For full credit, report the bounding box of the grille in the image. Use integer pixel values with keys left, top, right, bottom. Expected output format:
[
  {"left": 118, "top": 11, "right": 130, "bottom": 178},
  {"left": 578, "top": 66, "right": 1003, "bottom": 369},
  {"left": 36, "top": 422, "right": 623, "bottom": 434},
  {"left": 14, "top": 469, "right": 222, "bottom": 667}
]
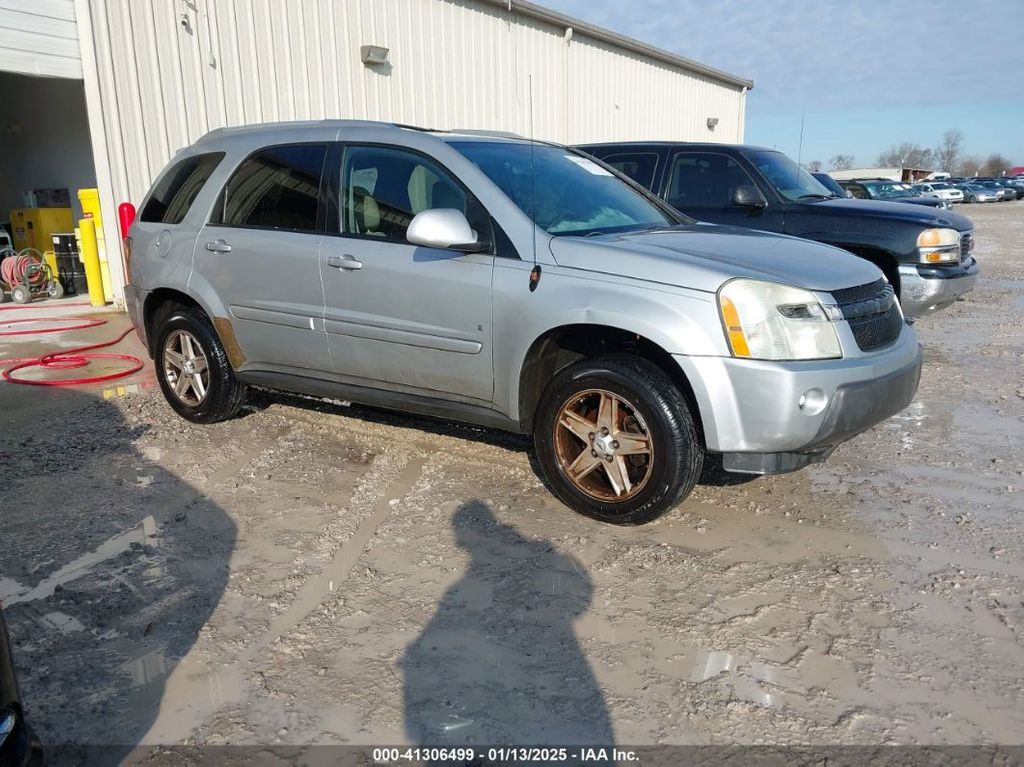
[
  {"left": 830, "top": 279, "right": 902, "bottom": 352},
  {"left": 960, "top": 232, "right": 973, "bottom": 261}
]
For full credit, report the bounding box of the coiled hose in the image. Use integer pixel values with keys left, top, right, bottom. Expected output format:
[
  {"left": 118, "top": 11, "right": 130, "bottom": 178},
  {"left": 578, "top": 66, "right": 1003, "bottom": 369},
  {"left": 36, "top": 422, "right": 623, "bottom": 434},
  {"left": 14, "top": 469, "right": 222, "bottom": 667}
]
[{"left": 0, "top": 249, "right": 48, "bottom": 288}]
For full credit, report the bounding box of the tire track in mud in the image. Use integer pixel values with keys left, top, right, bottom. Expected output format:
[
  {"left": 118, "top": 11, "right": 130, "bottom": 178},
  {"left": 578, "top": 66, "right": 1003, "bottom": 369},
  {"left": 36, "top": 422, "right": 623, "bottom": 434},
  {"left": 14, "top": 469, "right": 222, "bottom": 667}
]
[{"left": 138, "top": 446, "right": 431, "bottom": 744}]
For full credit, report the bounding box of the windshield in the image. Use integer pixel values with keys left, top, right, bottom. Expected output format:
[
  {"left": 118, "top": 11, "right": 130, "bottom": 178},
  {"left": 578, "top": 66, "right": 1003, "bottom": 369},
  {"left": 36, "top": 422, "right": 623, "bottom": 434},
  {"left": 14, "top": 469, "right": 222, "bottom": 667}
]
[
  {"left": 748, "top": 150, "right": 834, "bottom": 201},
  {"left": 450, "top": 141, "right": 679, "bottom": 235},
  {"left": 865, "top": 181, "right": 916, "bottom": 199}
]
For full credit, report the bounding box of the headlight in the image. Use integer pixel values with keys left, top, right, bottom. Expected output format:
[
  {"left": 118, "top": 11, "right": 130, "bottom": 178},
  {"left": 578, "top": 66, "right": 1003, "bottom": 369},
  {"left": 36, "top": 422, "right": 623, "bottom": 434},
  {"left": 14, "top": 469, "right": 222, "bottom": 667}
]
[
  {"left": 717, "top": 279, "right": 841, "bottom": 361},
  {"left": 0, "top": 707, "right": 15, "bottom": 749},
  {"left": 917, "top": 227, "right": 960, "bottom": 264}
]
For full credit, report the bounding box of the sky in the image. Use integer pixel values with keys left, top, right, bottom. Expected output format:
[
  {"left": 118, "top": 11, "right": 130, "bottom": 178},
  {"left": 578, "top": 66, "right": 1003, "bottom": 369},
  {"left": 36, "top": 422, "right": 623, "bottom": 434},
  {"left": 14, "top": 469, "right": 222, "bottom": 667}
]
[{"left": 543, "top": 0, "right": 1023, "bottom": 169}]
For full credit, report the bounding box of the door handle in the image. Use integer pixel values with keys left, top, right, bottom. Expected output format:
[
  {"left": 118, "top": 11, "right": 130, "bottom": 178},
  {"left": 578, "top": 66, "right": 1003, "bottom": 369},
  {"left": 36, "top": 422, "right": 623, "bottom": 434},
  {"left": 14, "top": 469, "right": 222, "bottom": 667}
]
[
  {"left": 326, "top": 254, "right": 363, "bottom": 271},
  {"left": 205, "top": 239, "right": 232, "bottom": 254}
]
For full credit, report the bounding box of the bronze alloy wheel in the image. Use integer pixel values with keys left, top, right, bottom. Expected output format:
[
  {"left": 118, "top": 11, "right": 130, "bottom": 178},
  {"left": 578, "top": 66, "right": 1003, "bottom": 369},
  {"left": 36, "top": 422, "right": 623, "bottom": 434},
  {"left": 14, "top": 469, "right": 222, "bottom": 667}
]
[{"left": 553, "top": 388, "right": 654, "bottom": 502}]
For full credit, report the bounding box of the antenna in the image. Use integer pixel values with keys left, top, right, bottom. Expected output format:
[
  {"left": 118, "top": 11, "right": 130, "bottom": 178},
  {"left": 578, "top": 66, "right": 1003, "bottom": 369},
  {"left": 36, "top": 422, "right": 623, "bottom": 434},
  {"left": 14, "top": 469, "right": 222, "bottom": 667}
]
[
  {"left": 528, "top": 74, "right": 541, "bottom": 291},
  {"left": 797, "top": 113, "right": 805, "bottom": 169}
]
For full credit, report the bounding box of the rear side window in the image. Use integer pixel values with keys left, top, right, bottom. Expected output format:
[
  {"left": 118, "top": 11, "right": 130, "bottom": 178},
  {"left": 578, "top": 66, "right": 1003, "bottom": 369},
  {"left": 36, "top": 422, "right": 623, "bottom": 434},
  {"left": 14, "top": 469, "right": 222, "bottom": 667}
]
[
  {"left": 214, "top": 144, "right": 327, "bottom": 232},
  {"left": 140, "top": 152, "right": 224, "bottom": 224},
  {"left": 667, "top": 152, "right": 757, "bottom": 207},
  {"left": 600, "top": 152, "right": 659, "bottom": 189}
]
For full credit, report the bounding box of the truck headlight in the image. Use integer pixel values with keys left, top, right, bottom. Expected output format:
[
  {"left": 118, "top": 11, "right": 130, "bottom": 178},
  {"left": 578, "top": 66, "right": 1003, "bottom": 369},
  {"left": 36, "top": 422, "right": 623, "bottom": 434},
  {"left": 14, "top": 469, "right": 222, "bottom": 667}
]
[
  {"left": 717, "top": 279, "right": 842, "bottom": 361},
  {"left": 917, "top": 228, "right": 960, "bottom": 263}
]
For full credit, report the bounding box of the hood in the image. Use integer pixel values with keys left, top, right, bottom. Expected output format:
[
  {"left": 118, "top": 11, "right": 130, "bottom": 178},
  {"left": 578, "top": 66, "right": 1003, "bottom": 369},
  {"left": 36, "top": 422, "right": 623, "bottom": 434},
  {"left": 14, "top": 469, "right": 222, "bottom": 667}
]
[
  {"left": 548, "top": 223, "right": 882, "bottom": 294},
  {"left": 806, "top": 197, "right": 973, "bottom": 230}
]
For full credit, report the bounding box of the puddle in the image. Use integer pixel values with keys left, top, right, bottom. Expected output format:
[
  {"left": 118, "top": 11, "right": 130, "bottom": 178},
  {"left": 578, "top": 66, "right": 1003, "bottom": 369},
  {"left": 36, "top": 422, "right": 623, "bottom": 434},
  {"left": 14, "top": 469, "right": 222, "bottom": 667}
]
[
  {"left": 41, "top": 611, "right": 85, "bottom": 635},
  {"left": 124, "top": 649, "right": 171, "bottom": 687},
  {"left": 2, "top": 515, "right": 158, "bottom": 606}
]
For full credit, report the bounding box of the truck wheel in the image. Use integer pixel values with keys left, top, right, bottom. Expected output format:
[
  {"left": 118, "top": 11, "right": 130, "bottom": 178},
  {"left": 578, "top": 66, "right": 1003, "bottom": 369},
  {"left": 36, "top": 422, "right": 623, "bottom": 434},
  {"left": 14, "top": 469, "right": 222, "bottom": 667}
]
[
  {"left": 154, "top": 305, "right": 246, "bottom": 424},
  {"left": 534, "top": 355, "right": 703, "bottom": 525}
]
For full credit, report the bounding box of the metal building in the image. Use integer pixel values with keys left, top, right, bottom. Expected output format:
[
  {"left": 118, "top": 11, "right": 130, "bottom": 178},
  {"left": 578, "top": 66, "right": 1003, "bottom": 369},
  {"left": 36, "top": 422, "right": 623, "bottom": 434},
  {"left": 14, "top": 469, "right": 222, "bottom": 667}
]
[{"left": 0, "top": 0, "right": 752, "bottom": 305}]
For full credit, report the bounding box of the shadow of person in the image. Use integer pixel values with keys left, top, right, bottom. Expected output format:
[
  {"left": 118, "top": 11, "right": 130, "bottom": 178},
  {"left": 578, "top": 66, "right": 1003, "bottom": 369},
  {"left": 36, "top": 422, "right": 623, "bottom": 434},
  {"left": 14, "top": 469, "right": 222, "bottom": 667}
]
[
  {"left": 0, "top": 387, "right": 235, "bottom": 766},
  {"left": 402, "top": 502, "right": 613, "bottom": 761}
]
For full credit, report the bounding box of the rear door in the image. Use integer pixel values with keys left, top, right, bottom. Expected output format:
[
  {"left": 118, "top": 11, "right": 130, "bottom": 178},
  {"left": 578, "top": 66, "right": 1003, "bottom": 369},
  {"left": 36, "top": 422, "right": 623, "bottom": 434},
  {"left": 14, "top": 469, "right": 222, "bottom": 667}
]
[
  {"left": 320, "top": 143, "right": 495, "bottom": 403},
  {"left": 194, "top": 142, "right": 330, "bottom": 373}
]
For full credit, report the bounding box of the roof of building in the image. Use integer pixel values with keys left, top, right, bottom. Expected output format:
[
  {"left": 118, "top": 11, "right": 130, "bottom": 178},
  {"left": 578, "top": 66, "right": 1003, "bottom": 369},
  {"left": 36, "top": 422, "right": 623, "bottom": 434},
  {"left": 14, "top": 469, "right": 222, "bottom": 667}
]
[{"left": 478, "top": 0, "right": 754, "bottom": 91}]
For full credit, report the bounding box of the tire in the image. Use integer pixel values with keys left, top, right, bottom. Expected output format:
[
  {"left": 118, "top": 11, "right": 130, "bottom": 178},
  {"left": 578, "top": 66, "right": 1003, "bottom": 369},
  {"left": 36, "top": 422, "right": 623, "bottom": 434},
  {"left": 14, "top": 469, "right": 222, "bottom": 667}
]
[
  {"left": 533, "top": 354, "right": 704, "bottom": 525},
  {"left": 153, "top": 304, "right": 246, "bottom": 424},
  {"left": 48, "top": 280, "right": 64, "bottom": 299},
  {"left": 11, "top": 284, "right": 30, "bottom": 304}
]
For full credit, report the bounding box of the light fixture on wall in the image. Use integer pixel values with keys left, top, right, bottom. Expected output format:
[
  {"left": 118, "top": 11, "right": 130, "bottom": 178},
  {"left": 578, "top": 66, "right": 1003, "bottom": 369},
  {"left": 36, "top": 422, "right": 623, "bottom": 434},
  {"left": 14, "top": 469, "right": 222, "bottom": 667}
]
[
  {"left": 360, "top": 45, "right": 390, "bottom": 66},
  {"left": 706, "top": 117, "right": 719, "bottom": 131}
]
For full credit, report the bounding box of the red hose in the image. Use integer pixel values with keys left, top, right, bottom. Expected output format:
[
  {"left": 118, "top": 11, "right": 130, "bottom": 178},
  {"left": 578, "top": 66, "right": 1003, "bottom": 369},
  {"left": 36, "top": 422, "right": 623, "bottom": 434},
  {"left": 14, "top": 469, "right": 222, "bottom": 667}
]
[
  {"left": 0, "top": 303, "right": 146, "bottom": 386},
  {"left": 1, "top": 250, "right": 48, "bottom": 287}
]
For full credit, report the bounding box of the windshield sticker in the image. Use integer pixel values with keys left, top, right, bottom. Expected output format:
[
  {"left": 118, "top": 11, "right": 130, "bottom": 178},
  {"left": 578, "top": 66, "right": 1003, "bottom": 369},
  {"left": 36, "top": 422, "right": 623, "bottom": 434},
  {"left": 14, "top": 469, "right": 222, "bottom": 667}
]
[{"left": 565, "top": 155, "right": 614, "bottom": 176}]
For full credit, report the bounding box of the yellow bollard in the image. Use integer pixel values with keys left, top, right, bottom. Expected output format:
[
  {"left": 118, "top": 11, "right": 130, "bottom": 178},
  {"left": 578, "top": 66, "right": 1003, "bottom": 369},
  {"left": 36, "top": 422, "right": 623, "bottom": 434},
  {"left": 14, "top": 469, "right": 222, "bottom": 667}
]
[{"left": 78, "top": 217, "right": 107, "bottom": 307}]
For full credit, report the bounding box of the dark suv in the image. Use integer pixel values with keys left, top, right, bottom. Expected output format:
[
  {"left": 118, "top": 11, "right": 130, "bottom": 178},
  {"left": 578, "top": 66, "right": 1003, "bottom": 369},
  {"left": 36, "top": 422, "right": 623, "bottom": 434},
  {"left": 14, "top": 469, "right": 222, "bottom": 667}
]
[{"left": 576, "top": 142, "right": 978, "bottom": 319}]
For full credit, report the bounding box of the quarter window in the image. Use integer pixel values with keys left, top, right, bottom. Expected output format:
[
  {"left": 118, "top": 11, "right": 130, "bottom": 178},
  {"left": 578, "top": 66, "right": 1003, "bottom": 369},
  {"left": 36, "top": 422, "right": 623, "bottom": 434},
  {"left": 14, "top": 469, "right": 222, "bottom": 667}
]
[
  {"left": 666, "top": 153, "right": 757, "bottom": 207},
  {"left": 600, "top": 152, "right": 659, "bottom": 189},
  {"left": 215, "top": 144, "right": 327, "bottom": 231},
  {"left": 339, "top": 145, "right": 468, "bottom": 241},
  {"left": 140, "top": 152, "right": 224, "bottom": 225}
]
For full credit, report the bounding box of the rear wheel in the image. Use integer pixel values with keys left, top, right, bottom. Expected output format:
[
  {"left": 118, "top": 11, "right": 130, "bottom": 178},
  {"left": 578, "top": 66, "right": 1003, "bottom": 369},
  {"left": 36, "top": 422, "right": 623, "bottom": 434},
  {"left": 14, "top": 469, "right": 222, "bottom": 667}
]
[
  {"left": 534, "top": 355, "right": 703, "bottom": 525},
  {"left": 154, "top": 305, "right": 246, "bottom": 423}
]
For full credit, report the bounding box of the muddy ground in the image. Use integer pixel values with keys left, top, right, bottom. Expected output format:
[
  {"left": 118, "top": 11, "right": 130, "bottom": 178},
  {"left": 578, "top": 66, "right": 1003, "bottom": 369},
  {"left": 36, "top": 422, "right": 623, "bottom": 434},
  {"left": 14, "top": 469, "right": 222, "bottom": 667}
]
[{"left": 1, "top": 203, "right": 1022, "bottom": 763}]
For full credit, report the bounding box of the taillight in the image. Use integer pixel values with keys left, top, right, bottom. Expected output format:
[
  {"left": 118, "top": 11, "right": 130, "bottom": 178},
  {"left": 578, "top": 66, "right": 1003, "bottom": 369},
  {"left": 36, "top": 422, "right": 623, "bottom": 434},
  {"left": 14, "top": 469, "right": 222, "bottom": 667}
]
[{"left": 123, "top": 236, "right": 133, "bottom": 283}]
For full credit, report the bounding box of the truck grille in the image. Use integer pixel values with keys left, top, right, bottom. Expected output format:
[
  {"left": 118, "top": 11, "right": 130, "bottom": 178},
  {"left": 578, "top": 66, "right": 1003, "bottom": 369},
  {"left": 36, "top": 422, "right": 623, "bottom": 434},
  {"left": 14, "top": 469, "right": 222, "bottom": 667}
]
[
  {"left": 830, "top": 279, "right": 903, "bottom": 352},
  {"left": 960, "top": 232, "right": 973, "bottom": 261}
]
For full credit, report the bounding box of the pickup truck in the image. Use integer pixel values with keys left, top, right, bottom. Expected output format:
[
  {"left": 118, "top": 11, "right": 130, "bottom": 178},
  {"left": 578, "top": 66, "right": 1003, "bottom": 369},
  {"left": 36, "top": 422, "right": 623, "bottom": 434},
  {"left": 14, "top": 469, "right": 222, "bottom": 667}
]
[
  {"left": 126, "top": 122, "right": 922, "bottom": 524},
  {"left": 577, "top": 142, "right": 979, "bottom": 319}
]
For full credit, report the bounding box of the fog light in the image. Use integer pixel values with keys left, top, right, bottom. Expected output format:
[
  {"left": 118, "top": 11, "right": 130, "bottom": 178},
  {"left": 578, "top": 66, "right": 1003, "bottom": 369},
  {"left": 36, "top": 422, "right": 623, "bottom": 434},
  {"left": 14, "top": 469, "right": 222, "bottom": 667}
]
[{"left": 799, "top": 388, "right": 828, "bottom": 415}]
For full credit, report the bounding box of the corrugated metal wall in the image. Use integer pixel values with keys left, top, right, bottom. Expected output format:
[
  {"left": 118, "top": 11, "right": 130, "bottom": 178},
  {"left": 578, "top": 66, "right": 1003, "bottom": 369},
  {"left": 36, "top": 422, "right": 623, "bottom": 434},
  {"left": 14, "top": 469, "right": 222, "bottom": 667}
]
[
  {"left": 0, "top": 0, "right": 81, "bottom": 78},
  {"left": 77, "top": 0, "right": 747, "bottom": 301}
]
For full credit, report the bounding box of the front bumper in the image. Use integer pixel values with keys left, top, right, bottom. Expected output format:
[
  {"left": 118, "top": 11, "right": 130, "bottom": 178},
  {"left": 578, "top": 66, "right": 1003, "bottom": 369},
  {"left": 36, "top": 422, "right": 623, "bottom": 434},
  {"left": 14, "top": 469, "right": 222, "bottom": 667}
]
[
  {"left": 898, "top": 256, "right": 979, "bottom": 318},
  {"left": 674, "top": 327, "right": 922, "bottom": 474}
]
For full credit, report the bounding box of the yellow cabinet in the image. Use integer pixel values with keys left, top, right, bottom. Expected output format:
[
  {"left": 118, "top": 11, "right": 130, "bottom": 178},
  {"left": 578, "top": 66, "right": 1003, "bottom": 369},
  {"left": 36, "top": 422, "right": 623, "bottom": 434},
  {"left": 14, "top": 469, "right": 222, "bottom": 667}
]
[{"left": 9, "top": 207, "right": 73, "bottom": 275}]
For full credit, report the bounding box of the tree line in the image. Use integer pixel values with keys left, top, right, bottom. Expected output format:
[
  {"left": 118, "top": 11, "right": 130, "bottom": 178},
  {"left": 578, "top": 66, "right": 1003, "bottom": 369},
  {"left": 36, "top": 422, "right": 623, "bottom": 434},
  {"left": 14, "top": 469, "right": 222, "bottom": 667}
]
[{"left": 802, "top": 130, "right": 1015, "bottom": 176}]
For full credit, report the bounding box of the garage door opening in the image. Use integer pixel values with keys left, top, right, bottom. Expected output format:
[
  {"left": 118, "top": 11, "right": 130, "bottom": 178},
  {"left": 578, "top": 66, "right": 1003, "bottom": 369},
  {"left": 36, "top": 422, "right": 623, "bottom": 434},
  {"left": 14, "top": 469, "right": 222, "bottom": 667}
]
[{"left": 0, "top": 71, "right": 97, "bottom": 242}]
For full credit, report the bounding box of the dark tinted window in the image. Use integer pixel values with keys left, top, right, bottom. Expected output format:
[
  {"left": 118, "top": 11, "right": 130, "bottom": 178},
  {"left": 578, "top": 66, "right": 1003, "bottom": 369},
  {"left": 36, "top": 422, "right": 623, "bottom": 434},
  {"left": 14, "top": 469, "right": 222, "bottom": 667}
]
[
  {"left": 216, "top": 144, "right": 327, "bottom": 231},
  {"left": 666, "top": 152, "right": 757, "bottom": 207},
  {"left": 340, "top": 145, "right": 468, "bottom": 241},
  {"left": 600, "top": 152, "right": 659, "bottom": 188},
  {"left": 140, "top": 152, "right": 224, "bottom": 224},
  {"left": 844, "top": 183, "right": 869, "bottom": 199}
]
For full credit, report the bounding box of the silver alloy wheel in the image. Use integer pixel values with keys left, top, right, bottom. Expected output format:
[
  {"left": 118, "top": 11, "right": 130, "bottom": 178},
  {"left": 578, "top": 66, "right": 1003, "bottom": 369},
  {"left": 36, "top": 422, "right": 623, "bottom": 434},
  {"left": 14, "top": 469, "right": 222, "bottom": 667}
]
[{"left": 162, "top": 329, "right": 210, "bottom": 406}]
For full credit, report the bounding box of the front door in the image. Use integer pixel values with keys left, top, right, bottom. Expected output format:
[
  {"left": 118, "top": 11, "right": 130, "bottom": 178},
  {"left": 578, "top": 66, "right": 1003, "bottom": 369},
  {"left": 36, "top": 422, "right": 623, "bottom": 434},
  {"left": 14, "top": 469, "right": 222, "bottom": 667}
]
[
  {"left": 194, "top": 143, "right": 329, "bottom": 373},
  {"left": 663, "top": 150, "right": 785, "bottom": 233},
  {"left": 321, "top": 144, "right": 495, "bottom": 404}
]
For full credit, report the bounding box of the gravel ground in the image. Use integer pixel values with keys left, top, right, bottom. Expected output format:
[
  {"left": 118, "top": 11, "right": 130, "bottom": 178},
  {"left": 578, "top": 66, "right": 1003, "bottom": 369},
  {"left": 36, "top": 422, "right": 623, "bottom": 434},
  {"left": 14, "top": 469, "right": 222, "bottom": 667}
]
[{"left": 1, "top": 202, "right": 1022, "bottom": 763}]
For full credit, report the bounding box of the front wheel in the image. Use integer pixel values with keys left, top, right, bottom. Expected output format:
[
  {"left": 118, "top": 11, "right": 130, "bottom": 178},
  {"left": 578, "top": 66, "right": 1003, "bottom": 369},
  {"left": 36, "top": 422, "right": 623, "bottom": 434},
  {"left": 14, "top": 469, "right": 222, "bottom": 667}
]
[
  {"left": 153, "top": 305, "right": 247, "bottom": 424},
  {"left": 533, "top": 355, "right": 704, "bottom": 525}
]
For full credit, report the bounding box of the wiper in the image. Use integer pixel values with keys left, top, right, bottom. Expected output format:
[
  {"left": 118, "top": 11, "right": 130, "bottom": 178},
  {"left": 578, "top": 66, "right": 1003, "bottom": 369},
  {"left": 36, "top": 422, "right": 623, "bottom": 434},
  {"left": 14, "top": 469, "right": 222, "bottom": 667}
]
[{"left": 797, "top": 193, "right": 835, "bottom": 201}]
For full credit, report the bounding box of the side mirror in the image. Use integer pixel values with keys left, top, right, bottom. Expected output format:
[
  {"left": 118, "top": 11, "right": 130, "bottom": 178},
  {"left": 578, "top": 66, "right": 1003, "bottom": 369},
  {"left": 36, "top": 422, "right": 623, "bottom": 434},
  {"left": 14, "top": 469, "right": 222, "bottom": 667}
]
[
  {"left": 407, "top": 209, "right": 483, "bottom": 252},
  {"left": 733, "top": 185, "right": 767, "bottom": 210}
]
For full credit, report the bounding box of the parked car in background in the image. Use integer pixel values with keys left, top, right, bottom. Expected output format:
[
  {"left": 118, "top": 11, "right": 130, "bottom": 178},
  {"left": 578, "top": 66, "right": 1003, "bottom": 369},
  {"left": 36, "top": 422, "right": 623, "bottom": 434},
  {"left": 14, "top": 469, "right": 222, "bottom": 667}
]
[
  {"left": 991, "top": 178, "right": 1024, "bottom": 200},
  {"left": 956, "top": 184, "right": 999, "bottom": 203},
  {"left": 126, "top": 122, "right": 924, "bottom": 524},
  {"left": 811, "top": 172, "right": 851, "bottom": 198},
  {"left": 1, "top": 610, "right": 42, "bottom": 767},
  {"left": 576, "top": 142, "right": 977, "bottom": 319},
  {"left": 971, "top": 180, "right": 1017, "bottom": 201},
  {"left": 838, "top": 179, "right": 949, "bottom": 209},
  {"left": 913, "top": 181, "right": 964, "bottom": 205}
]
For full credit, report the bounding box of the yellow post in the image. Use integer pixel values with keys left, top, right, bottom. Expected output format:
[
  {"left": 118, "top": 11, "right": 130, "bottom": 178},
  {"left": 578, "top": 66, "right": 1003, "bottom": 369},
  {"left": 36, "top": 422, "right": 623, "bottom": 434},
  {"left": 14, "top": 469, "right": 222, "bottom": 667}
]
[{"left": 78, "top": 217, "right": 106, "bottom": 307}]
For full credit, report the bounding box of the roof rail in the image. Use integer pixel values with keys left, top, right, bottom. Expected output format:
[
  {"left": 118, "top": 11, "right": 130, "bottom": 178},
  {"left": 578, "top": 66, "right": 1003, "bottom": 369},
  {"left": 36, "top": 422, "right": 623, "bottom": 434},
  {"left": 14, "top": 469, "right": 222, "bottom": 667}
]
[{"left": 448, "top": 128, "right": 525, "bottom": 139}]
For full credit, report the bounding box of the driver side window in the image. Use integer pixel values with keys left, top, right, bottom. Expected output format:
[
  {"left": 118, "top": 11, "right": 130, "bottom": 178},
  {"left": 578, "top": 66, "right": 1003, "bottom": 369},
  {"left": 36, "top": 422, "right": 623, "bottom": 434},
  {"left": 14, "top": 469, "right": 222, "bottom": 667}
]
[
  {"left": 340, "top": 145, "right": 467, "bottom": 242},
  {"left": 666, "top": 152, "right": 756, "bottom": 208}
]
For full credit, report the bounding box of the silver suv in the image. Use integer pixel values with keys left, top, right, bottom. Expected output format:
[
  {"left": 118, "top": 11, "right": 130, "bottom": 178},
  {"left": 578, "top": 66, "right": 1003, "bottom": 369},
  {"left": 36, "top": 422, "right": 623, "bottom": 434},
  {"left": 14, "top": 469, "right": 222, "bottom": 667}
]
[{"left": 125, "top": 121, "right": 922, "bottom": 524}]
